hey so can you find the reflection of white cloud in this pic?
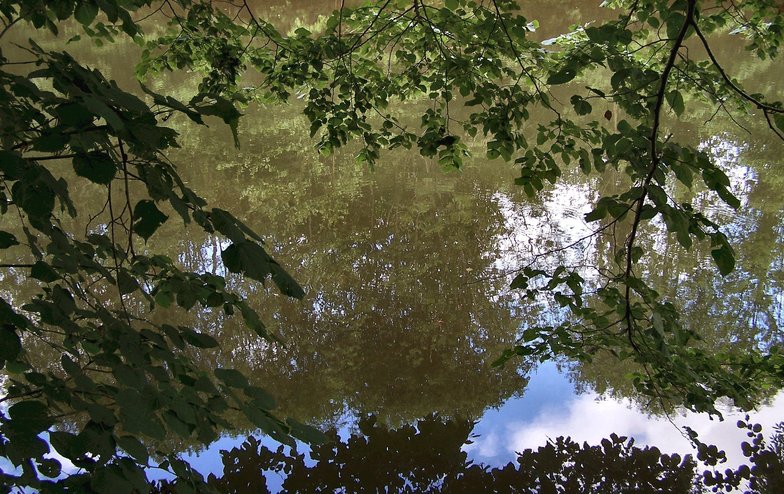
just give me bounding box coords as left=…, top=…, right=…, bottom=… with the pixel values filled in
left=470, top=391, right=784, bottom=469
left=471, top=431, right=501, bottom=458
left=490, top=183, right=594, bottom=275
left=698, top=135, right=754, bottom=208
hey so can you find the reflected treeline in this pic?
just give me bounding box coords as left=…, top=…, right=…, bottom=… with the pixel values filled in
left=153, top=414, right=784, bottom=493
left=4, top=0, right=784, bottom=444
left=149, top=122, right=535, bottom=424
left=570, top=124, right=784, bottom=404
left=8, top=33, right=784, bottom=429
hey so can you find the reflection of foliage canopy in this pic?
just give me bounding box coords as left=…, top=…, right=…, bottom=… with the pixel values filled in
left=138, top=0, right=784, bottom=414
left=158, top=415, right=784, bottom=493
left=1, top=0, right=783, bottom=491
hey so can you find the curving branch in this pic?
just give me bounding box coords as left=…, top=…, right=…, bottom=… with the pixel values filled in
left=622, top=0, right=697, bottom=350
left=689, top=15, right=784, bottom=139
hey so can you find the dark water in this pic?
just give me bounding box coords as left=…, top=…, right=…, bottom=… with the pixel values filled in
left=1, top=1, right=783, bottom=490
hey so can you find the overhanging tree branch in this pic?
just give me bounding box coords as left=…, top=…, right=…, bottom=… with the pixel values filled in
left=622, top=0, right=697, bottom=351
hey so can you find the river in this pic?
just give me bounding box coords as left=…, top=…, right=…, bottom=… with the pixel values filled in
left=2, top=1, right=783, bottom=491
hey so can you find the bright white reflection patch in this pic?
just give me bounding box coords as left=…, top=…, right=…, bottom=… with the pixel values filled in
left=466, top=363, right=784, bottom=469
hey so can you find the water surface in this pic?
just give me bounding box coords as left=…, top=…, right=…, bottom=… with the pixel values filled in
left=3, top=0, right=784, bottom=489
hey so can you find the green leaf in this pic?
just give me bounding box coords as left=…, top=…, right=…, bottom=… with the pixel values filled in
left=91, top=465, right=134, bottom=494
left=31, top=261, right=60, bottom=282
left=774, top=114, right=784, bottom=133
left=548, top=67, right=577, bottom=85
left=83, top=96, right=126, bottom=132
left=116, top=389, right=165, bottom=440
left=666, top=13, right=686, bottom=40
left=116, top=271, right=138, bottom=295
left=214, top=368, right=249, bottom=388
left=270, top=263, right=305, bottom=299
left=210, top=208, right=255, bottom=243
left=55, top=102, right=93, bottom=127
left=244, top=386, right=276, bottom=410
left=141, top=84, right=204, bottom=124
left=11, top=177, right=55, bottom=221
left=570, top=95, right=592, bottom=115
left=132, top=200, right=168, bottom=241
left=8, top=400, right=53, bottom=435
left=117, top=435, right=149, bottom=464
left=37, top=457, right=62, bottom=478
left=510, top=273, right=528, bottom=289
left=74, top=2, right=99, bottom=26
left=716, top=186, right=741, bottom=209
left=0, top=298, right=29, bottom=328
left=584, top=25, right=615, bottom=44
left=0, top=150, right=26, bottom=180
left=286, top=418, right=327, bottom=444
left=6, top=435, right=49, bottom=464
left=0, top=231, right=19, bottom=249
left=48, top=431, right=82, bottom=461
left=162, top=411, right=192, bottom=438
left=191, top=94, right=242, bottom=148
left=181, top=328, right=219, bottom=348
left=711, top=243, right=735, bottom=276
left=87, top=404, right=117, bottom=427
left=73, top=152, right=117, bottom=185
left=222, top=241, right=272, bottom=282
left=238, top=302, right=269, bottom=339
left=665, top=90, right=685, bottom=116
left=584, top=205, right=607, bottom=222
left=154, top=288, right=173, bottom=308
left=0, top=326, right=22, bottom=363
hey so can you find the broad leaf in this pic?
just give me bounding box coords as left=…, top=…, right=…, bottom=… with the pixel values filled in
left=73, top=152, right=117, bottom=185
left=132, top=200, right=168, bottom=241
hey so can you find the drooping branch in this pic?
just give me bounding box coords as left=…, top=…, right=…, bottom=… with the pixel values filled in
left=622, top=0, right=697, bottom=348
left=689, top=16, right=784, bottom=140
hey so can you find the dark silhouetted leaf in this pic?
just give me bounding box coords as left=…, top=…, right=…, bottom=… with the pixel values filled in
left=711, top=243, right=735, bottom=276
left=132, top=200, right=168, bottom=241
left=73, top=152, right=117, bottom=184
left=0, top=231, right=18, bottom=249
left=548, top=67, right=577, bottom=85
left=31, top=261, right=59, bottom=282
left=215, top=368, right=249, bottom=388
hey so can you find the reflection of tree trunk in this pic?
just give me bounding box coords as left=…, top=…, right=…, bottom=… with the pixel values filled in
left=661, top=237, right=672, bottom=296
left=212, top=235, right=219, bottom=275
left=613, top=101, right=618, bottom=128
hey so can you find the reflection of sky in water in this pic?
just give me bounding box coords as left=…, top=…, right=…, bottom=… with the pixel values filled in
left=466, top=362, right=784, bottom=470
left=132, top=132, right=784, bottom=486
left=490, top=182, right=594, bottom=276
left=135, top=362, right=783, bottom=490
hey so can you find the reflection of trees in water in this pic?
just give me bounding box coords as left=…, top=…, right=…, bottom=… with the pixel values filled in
left=151, top=414, right=784, bottom=493
left=565, top=126, right=784, bottom=405
left=6, top=86, right=530, bottom=443
left=169, top=153, right=530, bottom=424
left=7, top=0, right=783, bottom=436
left=116, top=119, right=534, bottom=426
left=14, top=104, right=784, bottom=428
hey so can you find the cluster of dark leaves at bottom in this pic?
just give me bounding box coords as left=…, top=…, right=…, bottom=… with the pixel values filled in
left=154, top=414, right=783, bottom=493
